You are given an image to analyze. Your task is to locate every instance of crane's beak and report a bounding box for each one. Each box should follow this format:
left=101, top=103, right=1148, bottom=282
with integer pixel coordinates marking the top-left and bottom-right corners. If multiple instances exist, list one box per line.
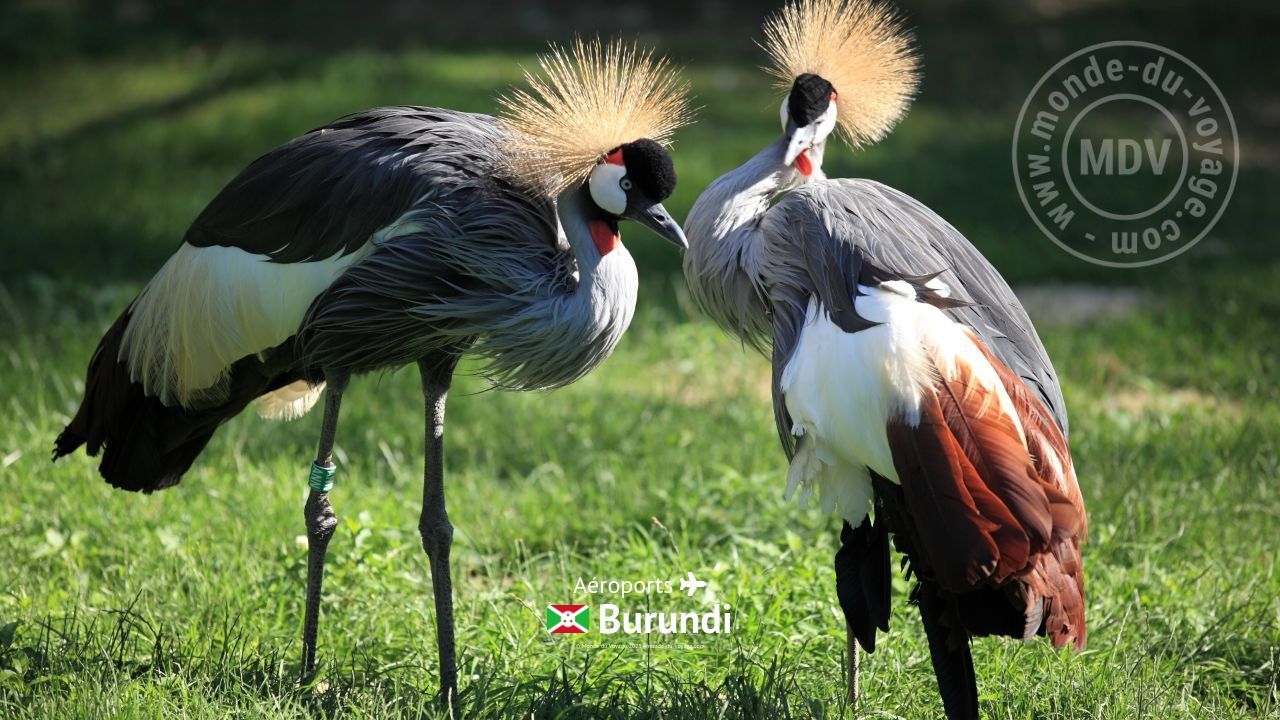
left=784, top=124, right=819, bottom=176
left=624, top=199, right=688, bottom=249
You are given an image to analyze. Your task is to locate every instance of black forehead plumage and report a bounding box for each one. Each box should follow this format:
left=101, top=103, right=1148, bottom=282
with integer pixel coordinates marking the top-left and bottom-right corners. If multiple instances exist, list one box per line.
left=618, top=139, right=676, bottom=201
left=788, top=73, right=836, bottom=127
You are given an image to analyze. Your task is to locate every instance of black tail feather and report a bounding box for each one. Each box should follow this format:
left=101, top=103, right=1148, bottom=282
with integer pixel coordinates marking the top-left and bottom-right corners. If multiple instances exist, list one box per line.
left=835, top=516, right=892, bottom=652
left=53, top=308, right=296, bottom=492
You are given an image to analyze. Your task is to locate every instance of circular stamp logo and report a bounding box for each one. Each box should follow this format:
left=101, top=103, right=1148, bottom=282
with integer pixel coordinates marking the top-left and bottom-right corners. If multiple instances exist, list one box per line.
left=1013, top=41, right=1238, bottom=268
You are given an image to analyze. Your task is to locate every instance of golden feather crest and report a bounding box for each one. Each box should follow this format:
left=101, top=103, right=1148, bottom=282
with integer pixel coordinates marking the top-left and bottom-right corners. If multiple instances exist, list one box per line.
left=499, top=39, right=691, bottom=195
left=762, top=0, right=920, bottom=146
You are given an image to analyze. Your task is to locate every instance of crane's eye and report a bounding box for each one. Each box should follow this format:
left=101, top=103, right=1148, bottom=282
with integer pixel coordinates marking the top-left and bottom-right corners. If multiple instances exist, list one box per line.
left=588, top=161, right=628, bottom=215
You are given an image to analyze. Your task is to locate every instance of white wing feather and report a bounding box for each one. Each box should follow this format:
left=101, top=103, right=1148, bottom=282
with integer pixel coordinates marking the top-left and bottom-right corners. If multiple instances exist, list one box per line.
left=121, top=242, right=369, bottom=408
left=780, top=284, right=1027, bottom=526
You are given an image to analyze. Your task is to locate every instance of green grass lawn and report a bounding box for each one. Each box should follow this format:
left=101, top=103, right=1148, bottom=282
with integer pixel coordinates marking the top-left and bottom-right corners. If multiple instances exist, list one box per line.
left=2, top=4, right=1279, bottom=718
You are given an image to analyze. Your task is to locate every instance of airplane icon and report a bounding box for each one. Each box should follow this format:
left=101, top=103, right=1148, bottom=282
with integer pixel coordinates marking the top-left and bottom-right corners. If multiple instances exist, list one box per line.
left=678, top=571, right=707, bottom=597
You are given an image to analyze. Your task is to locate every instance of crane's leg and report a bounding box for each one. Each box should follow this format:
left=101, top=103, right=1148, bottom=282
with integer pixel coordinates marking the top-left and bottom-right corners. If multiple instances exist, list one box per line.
left=846, top=625, right=860, bottom=710
left=302, top=371, right=349, bottom=679
left=916, top=581, right=978, bottom=720
left=418, top=358, right=459, bottom=713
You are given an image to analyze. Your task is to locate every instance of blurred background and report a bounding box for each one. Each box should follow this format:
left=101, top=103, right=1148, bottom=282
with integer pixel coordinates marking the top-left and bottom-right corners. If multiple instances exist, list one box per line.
left=1, top=1, right=1278, bottom=718
left=2, top=0, right=1277, bottom=286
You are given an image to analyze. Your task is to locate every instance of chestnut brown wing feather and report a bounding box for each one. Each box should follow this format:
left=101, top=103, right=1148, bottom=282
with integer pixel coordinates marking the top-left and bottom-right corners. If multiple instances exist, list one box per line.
left=888, top=334, right=1087, bottom=649
left=975, top=338, right=1088, bottom=649
left=886, top=399, right=1000, bottom=590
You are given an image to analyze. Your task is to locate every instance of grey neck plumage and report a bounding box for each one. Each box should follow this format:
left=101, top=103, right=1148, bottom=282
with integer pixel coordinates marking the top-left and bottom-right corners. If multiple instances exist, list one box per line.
left=469, top=183, right=638, bottom=391
left=684, top=134, right=815, bottom=350
left=556, top=183, right=639, bottom=371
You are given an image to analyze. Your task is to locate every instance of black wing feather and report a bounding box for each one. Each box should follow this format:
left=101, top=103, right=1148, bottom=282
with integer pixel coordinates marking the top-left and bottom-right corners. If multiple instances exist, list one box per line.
left=835, top=517, right=892, bottom=653
left=185, top=106, right=504, bottom=263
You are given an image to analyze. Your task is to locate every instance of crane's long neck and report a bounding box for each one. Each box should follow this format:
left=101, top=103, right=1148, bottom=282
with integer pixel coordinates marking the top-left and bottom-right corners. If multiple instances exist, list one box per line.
left=542, top=185, right=638, bottom=383
left=406, top=183, right=638, bottom=393
left=684, top=135, right=807, bottom=348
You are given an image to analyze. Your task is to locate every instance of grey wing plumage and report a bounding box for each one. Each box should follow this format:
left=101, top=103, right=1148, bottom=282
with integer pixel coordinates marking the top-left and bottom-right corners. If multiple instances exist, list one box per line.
left=295, top=170, right=568, bottom=380
left=290, top=115, right=578, bottom=387
left=185, top=106, right=512, bottom=262
left=181, top=103, right=576, bottom=384
left=763, top=179, right=1068, bottom=455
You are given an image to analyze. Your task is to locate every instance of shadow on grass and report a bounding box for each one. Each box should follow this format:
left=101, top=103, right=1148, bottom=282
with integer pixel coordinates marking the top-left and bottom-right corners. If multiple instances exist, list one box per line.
left=12, top=55, right=313, bottom=162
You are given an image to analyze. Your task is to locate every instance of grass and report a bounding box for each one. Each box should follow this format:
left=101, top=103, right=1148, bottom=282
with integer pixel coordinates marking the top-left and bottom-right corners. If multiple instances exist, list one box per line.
left=2, top=2, right=1279, bottom=718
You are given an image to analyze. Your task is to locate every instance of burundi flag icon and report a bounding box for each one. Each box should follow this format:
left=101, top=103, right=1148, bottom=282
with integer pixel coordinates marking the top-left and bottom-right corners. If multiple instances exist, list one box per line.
left=547, top=604, right=589, bottom=634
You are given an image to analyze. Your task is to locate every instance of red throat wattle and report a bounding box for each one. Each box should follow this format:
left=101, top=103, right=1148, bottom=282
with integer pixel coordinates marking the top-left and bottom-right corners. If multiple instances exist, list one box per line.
left=794, top=149, right=813, bottom=177
left=589, top=220, right=619, bottom=255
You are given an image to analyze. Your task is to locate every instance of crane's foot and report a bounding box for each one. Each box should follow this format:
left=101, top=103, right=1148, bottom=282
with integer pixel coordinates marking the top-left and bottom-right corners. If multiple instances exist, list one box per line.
left=301, top=464, right=338, bottom=679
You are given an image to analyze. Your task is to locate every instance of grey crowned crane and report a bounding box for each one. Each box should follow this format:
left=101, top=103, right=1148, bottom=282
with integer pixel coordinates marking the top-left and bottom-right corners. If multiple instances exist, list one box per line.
left=683, top=1, right=1087, bottom=717
left=53, top=40, right=690, bottom=707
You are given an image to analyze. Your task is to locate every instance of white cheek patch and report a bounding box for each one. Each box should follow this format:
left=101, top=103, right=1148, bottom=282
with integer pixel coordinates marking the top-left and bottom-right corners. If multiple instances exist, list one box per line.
left=814, top=103, right=838, bottom=142
left=779, top=95, right=790, bottom=132
left=589, top=163, right=628, bottom=215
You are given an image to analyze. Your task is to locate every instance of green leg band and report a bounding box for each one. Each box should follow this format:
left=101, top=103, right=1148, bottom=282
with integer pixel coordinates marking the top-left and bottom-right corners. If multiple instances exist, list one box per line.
left=309, top=461, right=336, bottom=493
